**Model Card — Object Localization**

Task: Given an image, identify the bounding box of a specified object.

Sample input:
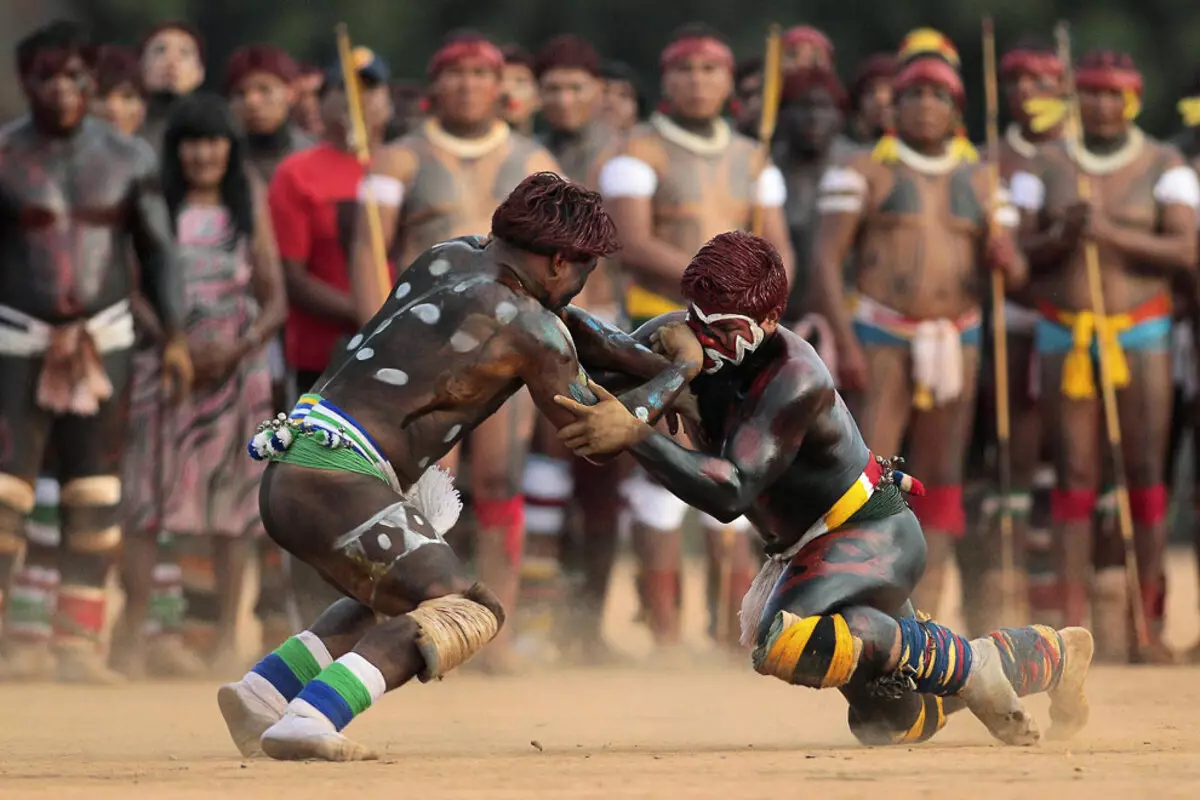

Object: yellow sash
[1053,309,1132,400]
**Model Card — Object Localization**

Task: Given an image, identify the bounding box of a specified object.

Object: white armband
[1153,165,1200,209]
[1009,171,1045,211]
[358,174,404,207]
[598,155,658,198]
[816,166,866,214]
[755,165,786,207]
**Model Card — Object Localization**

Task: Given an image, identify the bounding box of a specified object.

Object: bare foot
[56,643,126,686]
[217,680,284,758]
[260,713,377,762]
[959,637,1041,746]
[1047,627,1093,741]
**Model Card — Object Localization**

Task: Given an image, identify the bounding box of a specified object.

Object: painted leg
[5,478,60,680]
[621,472,687,651]
[518,450,573,663]
[470,391,534,673]
[218,599,373,758]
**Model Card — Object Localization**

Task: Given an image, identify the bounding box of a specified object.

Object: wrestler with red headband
[554,229,1093,749]
[348,30,561,673]
[781,25,834,71]
[959,38,1067,640]
[597,22,794,656]
[1011,51,1200,664]
[812,28,1026,615]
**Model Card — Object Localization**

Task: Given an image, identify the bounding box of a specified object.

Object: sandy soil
[3,553,1200,799]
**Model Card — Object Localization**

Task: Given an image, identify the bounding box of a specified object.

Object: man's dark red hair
[682,231,788,320]
[224,44,298,93]
[16,20,97,78]
[533,34,600,79]
[501,44,535,70]
[492,172,619,263]
[94,44,142,97]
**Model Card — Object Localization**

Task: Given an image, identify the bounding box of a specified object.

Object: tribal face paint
[687,303,765,374]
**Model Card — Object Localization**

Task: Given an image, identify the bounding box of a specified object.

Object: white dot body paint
[375,368,408,385]
[394,282,411,300]
[495,301,518,324]
[377,533,392,550]
[412,513,425,527]
[346,333,363,350]
[429,258,450,276]
[374,318,391,334]
[453,282,472,293]
[449,331,479,352]
[418,457,430,468]
[412,303,440,324]
[355,348,375,361]
[635,407,650,423]
[444,424,462,443]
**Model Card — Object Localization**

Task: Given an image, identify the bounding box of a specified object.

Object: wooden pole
[336,24,392,310]
[749,24,783,236]
[981,17,1018,623]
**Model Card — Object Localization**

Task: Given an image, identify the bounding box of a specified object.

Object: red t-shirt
[269,142,393,372]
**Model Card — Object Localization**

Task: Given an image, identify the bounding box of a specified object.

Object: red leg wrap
[905,485,965,537]
[1051,489,1097,523]
[54,585,106,646]
[476,496,526,566]
[1129,485,1167,526]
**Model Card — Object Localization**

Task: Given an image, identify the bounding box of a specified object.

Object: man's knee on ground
[848,694,948,746]
[59,476,122,559]
[407,583,505,680]
[0,474,35,556]
[752,610,862,689]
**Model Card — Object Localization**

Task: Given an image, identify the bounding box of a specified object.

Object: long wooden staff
[981,18,1018,623]
[336,24,392,314]
[1054,21,1149,652]
[718,24,784,647]
[749,24,783,236]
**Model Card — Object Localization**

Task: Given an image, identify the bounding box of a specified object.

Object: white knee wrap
[620,472,688,532]
[522,454,574,536]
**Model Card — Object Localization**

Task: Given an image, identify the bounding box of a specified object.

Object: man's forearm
[631,432,749,523]
[565,306,671,379]
[617,360,695,426]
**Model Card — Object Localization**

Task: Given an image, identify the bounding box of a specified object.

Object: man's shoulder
[773,331,835,391]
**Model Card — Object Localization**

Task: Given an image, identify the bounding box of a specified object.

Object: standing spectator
[226,44,314,182]
[138,21,205,155]
[121,93,286,677]
[90,45,146,136]
[501,44,540,136]
[268,54,393,627]
[291,62,324,138]
[598,60,643,134]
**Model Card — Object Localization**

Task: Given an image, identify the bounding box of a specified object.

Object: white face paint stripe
[689,304,766,373]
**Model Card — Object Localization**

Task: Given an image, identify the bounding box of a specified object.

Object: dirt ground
[4,552,1200,799]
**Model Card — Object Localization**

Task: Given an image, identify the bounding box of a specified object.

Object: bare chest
[0,139,132,234]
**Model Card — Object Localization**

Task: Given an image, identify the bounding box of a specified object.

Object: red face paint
[687,304,765,374]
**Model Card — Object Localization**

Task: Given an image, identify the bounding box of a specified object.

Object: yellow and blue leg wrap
[752,611,862,689]
[849,694,949,746]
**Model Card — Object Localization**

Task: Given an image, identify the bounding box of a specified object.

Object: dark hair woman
[120,92,286,678]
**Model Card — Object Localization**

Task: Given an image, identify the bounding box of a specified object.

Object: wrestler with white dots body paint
[219,173,701,761]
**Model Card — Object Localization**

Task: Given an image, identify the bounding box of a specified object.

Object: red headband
[660,36,734,72]
[999,50,1063,80]
[893,57,964,106]
[1075,66,1143,96]
[782,26,834,59]
[427,39,504,78]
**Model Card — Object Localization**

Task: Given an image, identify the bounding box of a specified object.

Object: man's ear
[549,251,568,278]
[761,309,780,335]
